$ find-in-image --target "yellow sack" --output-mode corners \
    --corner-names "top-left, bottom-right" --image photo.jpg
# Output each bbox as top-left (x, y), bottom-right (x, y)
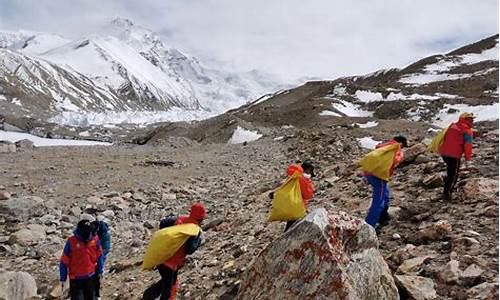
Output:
top-left (268, 172), bottom-right (306, 222)
top-left (428, 127), bottom-right (449, 153)
top-left (142, 223), bottom-right (200, 270)
top-left (358, 143), bottom-right (399, 181)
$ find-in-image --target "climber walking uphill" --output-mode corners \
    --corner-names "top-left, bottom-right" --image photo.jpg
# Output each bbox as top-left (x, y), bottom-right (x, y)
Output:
top-left (268, 160), bottom-right (315, 232)
top-left (433, 112), bottom-right (475, 201)
top-left (358, 136), bottom-right (407, 230)
top-left (60, 214), bottom-right (104, 300)
top-left (142, 203), bottom-right (207, 300)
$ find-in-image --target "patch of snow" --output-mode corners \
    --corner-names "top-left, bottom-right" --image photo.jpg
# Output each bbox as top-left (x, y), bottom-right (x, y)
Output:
top-left (11, 98), bottom-right (22, 106)
top-left (228, 126), bottom-right (262, 144)
top-left (433, 103), bottom-right (499, 128)
top-left (332, 85), bottom-right (348, 96)
top-left (79, 131), bottom-right (90, 137)
top-left (386, 92), bottom-right (439, 101)
top-left (273, 136), bottom-right (284, 141)
top-left (319, 110), bottom-right (342, 117)
top-left (356, 121), bottom-right (378, 128)
top-left (399, 73), bottom-right (472, 85)
top-left (49, 108), bottom-right (214, 126)
top-left (0, 95), bottom-right (6, 101)
top-left (56, 98), bottom-right (81, 112)
top-left (0, 130), bottom-right (111, 146)
top-left (332, 100), bottom-right (373, 117)
top-left (435, 93), bottom-right (459, 99)
top-left (281, 125), bottom-right (294, 129)
top-left (460, 43), bottom-right (499, 64)
top-left (355, 90), bottom-right (383, 103)
top-left (357, 136), bottom-right (381, 149)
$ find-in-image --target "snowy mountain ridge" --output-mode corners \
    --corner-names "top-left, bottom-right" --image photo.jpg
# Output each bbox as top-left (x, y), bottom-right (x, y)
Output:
top-left (0, 18), bottom-right (284, 125)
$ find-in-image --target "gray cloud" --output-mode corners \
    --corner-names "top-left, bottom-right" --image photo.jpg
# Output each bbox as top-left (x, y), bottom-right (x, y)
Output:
top-left (0, 0), bottom-right (497, 82)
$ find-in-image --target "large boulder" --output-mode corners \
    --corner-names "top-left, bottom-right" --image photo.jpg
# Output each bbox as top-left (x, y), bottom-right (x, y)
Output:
top-left (0, 141), bottom-right (16, 153)
top-left (403, 143), bottom-right (427, 163)
top-left (236, 208), bottom-right (399, 300)
top-left (462, 178), bottom-right (499, 203)
top-left (9, 224), bottom-right (47, 246)
top-left (0, 196), bottom-right (46, 221)
top-left (0, 271), bottom-right (38, 300)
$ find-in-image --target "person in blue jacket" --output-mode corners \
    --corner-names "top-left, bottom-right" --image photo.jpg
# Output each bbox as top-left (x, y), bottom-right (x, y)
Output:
top-left (91, 216), bottom-right (111, 299)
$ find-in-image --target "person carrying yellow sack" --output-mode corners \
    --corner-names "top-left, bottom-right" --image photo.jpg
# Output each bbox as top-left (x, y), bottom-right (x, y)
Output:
top-left (269, 160), bottom-right (315, 232)
top-left (359, 136), bottom-right (407, 231)
top-left (142, 203), bottom-right (207, 300)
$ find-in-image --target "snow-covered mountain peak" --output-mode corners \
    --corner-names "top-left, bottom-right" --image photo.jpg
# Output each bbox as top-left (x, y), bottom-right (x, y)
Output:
top-left (0, 30), bottom-right (69, 54)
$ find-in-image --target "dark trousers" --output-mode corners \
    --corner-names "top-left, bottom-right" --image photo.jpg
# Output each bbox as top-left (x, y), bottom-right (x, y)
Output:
top-left (93, 274), bottom-right (100, 298)
top-left (284, 221), bottom-right (296, 232)
top-left (70, 278), bottom-right (95, 300)
top-left (142, 265), bottom-right (178, 300)
top-left (442, 156), bottom-right (460, 199)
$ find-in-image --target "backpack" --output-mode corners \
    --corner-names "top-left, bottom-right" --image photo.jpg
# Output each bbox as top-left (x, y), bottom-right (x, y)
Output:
top-left (159, 214), bottom-right (177, 229)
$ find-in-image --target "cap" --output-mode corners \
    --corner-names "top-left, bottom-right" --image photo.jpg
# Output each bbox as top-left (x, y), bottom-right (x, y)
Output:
top-left (460, 112), bottom-right (475, 120)
top-left (190, 203), bottom-right (207, 220)
top-left (301, 160), bottom-right (316, 177)
top-left (393, 136), bottom-right (408, 148)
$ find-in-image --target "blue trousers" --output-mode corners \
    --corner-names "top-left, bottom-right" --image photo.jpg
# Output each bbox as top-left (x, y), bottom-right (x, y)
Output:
top-left (365, 175), bottom-right (390, 227)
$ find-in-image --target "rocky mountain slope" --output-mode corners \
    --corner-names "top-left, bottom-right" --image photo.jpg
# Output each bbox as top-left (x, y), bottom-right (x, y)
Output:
top-left (0, 18), bottom-right (283, 125)
top-left (0, 34), bottom-right (498, 300)
top-left (146, 35), bottom-right (498, 143)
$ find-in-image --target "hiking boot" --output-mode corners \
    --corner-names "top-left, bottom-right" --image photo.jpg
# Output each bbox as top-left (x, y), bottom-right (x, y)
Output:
top-left (442, 193), bottom-right (452, 201)
top-left (378, 208), bottom-right (391, 227)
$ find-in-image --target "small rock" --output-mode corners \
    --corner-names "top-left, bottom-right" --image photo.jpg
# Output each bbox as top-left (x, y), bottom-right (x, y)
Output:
top-left (0, 191), bottom-right (11, 200)
top-left (421, 174), bottom-right (444, 189)
top-left (222, 260), bottom-right (235, 270)
top-left (102, 210), bottom-right (115, 218)
top-left (460, 264), bottom-right (484, 287)
top-left (416, 220), bottom-right (452, 242)
top-left (467, 282), bottom-right (499, 299)
top-left (439, 260), bottom-right (461, 284)
top-left (395, 275), bottom-right (437, 300)
top-left (397, 256), bottom-right (431, 275)
top-left (162, 193), bottom-right (177, 201)
top-left (15, 139), bottom-right (34, 151)
top-left (86, 196), bottom-right (103, 205)
top-left (392, 233), bottom-right (401, 240)
top-left (144, 220), bottom-right (155, 229)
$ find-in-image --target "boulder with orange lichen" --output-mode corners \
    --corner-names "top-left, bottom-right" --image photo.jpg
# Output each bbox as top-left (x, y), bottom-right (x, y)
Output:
top-left (236, 208), bottom-right (399, 300)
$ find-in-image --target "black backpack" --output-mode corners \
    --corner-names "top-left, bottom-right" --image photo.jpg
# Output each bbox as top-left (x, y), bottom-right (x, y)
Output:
top-left (159, 214), bottom-right (177, 229)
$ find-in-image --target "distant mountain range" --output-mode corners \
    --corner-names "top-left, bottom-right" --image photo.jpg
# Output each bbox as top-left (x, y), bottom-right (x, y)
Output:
top-left (0, 18), bottom-right (284, 125)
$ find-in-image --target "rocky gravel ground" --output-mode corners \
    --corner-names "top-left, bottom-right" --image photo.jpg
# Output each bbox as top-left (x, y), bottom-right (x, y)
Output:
top-left (0, 120), bottom-right (498, 300)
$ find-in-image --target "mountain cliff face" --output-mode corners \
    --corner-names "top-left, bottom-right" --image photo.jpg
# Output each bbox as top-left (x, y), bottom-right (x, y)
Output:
top-left (0, 18), bottom-right (283, 125)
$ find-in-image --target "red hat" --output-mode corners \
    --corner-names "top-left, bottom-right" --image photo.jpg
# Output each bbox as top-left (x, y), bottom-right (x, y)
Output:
top-left (190, 203), bottom-right (207, 220)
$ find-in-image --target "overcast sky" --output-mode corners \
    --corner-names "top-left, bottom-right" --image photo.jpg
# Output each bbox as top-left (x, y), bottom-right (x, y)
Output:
top-left (1, 0), bottom-right (498, 83)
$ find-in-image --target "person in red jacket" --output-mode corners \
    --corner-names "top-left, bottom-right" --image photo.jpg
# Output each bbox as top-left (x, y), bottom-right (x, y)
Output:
top-left (142, 203), bottom-right (207, 300)
top-left (270, 160), bottom-right (315, 232)
top-left (364, 136), bottom-right (407, 229)
top-left (60, 214), bottom-right (104, 300)
top-left (439, 112), bottom-right (475, 200)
